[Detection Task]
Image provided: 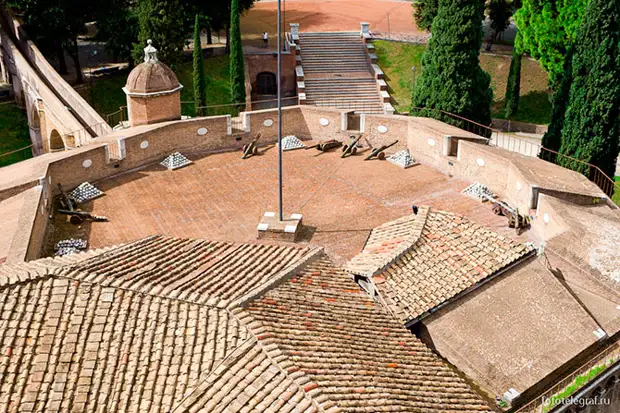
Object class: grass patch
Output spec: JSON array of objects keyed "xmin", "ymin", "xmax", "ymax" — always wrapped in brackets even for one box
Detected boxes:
[
  {"xmin": 373, "ymin": 40, "xmax": 551, "ymax": 124},
  {"xmin": 613, "ymin": 176, "xmax": 620, "ymax": 206},
  {"xmin": 542, "ymin": 359, "xmax": 615, "ymax": 413},
  {"xmin": 374, "ymin": 40, "xmax": 425, "ymax": 113},
  {"xmin": 0, "ymin": 103, "xmax": 33, "ymax": 167},
  {"xmin": 78, "ymin": 54, "xmax": 232, "ymax": 120}
]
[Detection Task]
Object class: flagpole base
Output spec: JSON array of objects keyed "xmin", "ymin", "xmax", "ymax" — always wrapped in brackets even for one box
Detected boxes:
[{"xmin": 257, "ymin": 212, "xmax": 303, "ymax": 242}]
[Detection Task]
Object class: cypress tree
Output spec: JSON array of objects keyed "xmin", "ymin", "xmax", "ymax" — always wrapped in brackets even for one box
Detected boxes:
[
  {"xmin": 541, "ymin": 47, "xmax": 573, "ymax": 153},
  {"xmin": 230, "ymin": 0, "xmax": 246, "ymax": 105},
  {"xmin": 411, "ymin": 0, "xmax": 493, "ymax": 127},
  {"xmin": 556, "ymin": 0, "xmax": 620, "ymax": 178},
  {"xmin": 504, "ymin": 48, "xmax": 522, "ymax": 118},
  {"xmin": 193, "ymin": 15, "xmax": 208, "ymax": 116},
  {"xmin": 133, "ymin": 0, "xmax": 185, "ymax": 67},
  {"xmin": 413, "ymin": 0, "xmax": 439, "ymax": 32}
]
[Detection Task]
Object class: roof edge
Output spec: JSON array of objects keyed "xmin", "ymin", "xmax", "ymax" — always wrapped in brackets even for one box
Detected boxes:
[
  {"xmin": 405, "ymin": 248, "xmax": 538, "ymax": 328},
  {"xmin": 226, "ymin": 246, "xmax": 325, "ymax": 310}
]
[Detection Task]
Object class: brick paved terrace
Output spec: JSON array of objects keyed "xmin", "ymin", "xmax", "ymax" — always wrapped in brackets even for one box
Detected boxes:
[{"xmin": 45, "ymin": 143, "xmax": 533, "ymax": 262}]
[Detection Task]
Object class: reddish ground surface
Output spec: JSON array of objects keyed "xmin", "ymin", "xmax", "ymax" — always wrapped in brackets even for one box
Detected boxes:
[
  {"xmin": 242, "ymin": 0, "xmax": 423, "ymax": 41},
  {"xmin": 46, "ymin": 144, "xmax": 530, "ymax": 263}
]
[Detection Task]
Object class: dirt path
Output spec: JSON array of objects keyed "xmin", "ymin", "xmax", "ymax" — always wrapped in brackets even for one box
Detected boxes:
[{"xmin": 242, "ymin": 0, "xmax": 424, "ymax": 39}]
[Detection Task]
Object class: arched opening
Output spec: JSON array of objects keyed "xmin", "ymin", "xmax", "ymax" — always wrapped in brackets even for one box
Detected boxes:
[
  {"xmin": 256, "ymin": 72, "xmax": 276, "ymax": 95},
  {"xmin": 30, "ymin": 105, "xmax": 41, "ymax": 130},
  {"xmin": 49, "ymin": 129, "xmax": 65, "ymax": 151},
  {"xmin": 29, "ymin": 105, "xmax": 43, "ymax": 155}
]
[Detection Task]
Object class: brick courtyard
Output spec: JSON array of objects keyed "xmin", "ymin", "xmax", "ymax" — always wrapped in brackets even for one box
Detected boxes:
[{"xmin": 46, "ymin": 144, "xmax": 527, "ymax": 262}]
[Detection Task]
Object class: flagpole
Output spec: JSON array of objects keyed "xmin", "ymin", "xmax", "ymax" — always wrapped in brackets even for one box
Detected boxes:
[{"xmin": 277, "ymin": 0, "xmax": 283, "ymax": 221}]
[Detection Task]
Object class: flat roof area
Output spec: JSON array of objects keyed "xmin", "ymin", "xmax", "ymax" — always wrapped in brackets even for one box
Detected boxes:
[{"xmin": 45, "ymin": 143, "xmax": 530, "ymax": 261}]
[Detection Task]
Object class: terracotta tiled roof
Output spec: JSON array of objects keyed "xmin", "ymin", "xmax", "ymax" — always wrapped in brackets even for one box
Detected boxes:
[
  {"xmin": 0, "ymin": 273, "xmax": 247, "ymax": 412},
  {"xmin": 348, "ymin": 210, "xmax": 535, "ymax": 323},
  {"xmin": 0, "ymin": 237, "xmax": 491, "ymax": 412},
  {"xmin": 234, "ymin": 255, "xmax": 492, "ymax": 412},
  {"xmin": 346, "ymin": 206, "xmax": 429, "ymax": 277},
  {"xmin": 66, "ymin": 235, "xmax": 312, "ymax": 307}
]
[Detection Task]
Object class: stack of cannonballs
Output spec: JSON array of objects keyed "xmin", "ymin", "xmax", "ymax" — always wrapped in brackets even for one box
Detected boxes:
[
  {"xmin": 279, "ymin": 135, "xmax": 305, "ymax": 151},
  {"xmin": 55, "ymin": 238, "xmax": 87, "ymax": 256},
  {"xmin": 160, "ymin": 152, "xmax": 193, "ymax": 170},
  {"xmin": 69, "ymin": 182, "xmax": 104, "ymax": 204},
  {"xmin": 387, "ymin": 150, "xmax": 417, "ymax": 169},
  {"xmin": 462, "ymin": 183, "xmax": 495, "ymax": 201}
]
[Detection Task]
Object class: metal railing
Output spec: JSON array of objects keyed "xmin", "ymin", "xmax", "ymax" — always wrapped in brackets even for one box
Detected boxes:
[
  {"xmin": 0, "ymin": 144, "xmax": 34, "ymax": 167},
  {"xmin": 515, "ymin": 342, "xmax": 620, "ymax": 413},
  {"xmin": 106, "ymin": 106, "xmax": 128, "ymax": 128},
  {"xmin": 409, "ymin": 107, "xmax": 619, "ymax": 200}
]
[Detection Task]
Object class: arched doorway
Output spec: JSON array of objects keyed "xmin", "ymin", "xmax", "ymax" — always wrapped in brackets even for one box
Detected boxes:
[
  {"xmin": 256, "ymin": 72, "xmax": 277, "ymax": 95},
  {"xmin": 49, "ymin": 129, "xmax": 65, "ymax": 151}
]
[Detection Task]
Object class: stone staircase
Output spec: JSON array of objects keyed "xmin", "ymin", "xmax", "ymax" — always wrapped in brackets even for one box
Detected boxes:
[{"xmin": 297, "ymin": 32, "xmax": 387, "ymax": 114}]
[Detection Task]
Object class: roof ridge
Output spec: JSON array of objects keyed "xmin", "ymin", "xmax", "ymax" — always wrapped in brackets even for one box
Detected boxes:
[
  {"xmin": 346, "ymin": 206, "xmax": 430, "ymax": 278},
  {"xmin": 225, "ymin": 246, "xmax": 325, "ymax": 309},
  {"xmin": 231, "ymin": 307, "xmax": 332, "ymax": 413},
  {"xmin": 0, "ymin": 264, "xmax": 54, "ymax": 288}
]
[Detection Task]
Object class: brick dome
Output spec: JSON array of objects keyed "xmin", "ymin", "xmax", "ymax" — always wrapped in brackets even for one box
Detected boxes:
[
  {"xmin": 125, "ymin": 61, "xmax": 180, "ymax": 95},
  {"xmin": 124, "ymin": 40, "xmax": 181, "ymax": 95}
]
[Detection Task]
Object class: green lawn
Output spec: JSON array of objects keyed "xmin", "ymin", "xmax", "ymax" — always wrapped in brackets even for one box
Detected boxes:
[
  {"xmin": 79, "ymin": 54, "xmax": 232, "ymax": 120},
  {"xmin": 0, "ymin": 103, "xmax": 33, "ymax": 167},
  {"xmin": 373, "ymin": 40, "xmax": 552, "ymax": 124},
  {"xmin": 613, "ymin": 176, "xmax": 620, "ymax": 205}
]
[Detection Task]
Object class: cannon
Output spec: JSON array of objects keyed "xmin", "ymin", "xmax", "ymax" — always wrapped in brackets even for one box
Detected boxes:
[
  {"xmin": 341, "ymin": 135, "xmax": 363, "ymax": 158},
  {"xmin": 57, "ymin": 183, "xmax": 108, "ymax": 225},
  {"xmin": 305, "ymin": 139, "xmax": 343, "ymax": 152},
  {"xmin": 364, "ymin": 140, "xmax": 399, "ymax": 161},
  {"xmin": 242, "ymin": 133, "xmax": 262, "ymax": 159}
]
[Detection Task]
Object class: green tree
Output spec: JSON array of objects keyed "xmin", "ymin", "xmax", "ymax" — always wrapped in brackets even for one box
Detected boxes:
[
  {"xmin": 193, "ymin": 14, "xmax": 207, "ymax": 115},
  {"xmin": 229, "ymin": 0, "xmax": 246, "ymax": 104},
  {"xmin": 541, "ymin": 47, "xmax": 572, "ymax": 152},
  {"xmin": 413, "ymin": 0, "xmax": 438, "ymax": 31},
  {"xmin": 96, "ymin": 0, "xmax": 139, "ymax": 65},
  {"xmin": 515, "ymin": 0, "xmax": 589, "ymax": 89},
  {"xmin": 504, "ymin": 47, "xmax": 522, "ymax": 118},
  {"xmin": 133, "ymin": 0, "xmax": 186, "ymax": 67},
  {"xmin": 487, "ymin": 0, "xmax": 513, "ymax": 41},
  {"xmin": 412, "ymin": 0, "xmax": 493, "ymax": 127},
  {"xmin": 555, "ymin": 0, "xmax": 620, "ymax": 179}
]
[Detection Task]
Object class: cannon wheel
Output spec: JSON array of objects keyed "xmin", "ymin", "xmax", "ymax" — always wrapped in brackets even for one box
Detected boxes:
[
  {"xmin": 342, "ymin": 144, "xmax": 348, "ymax": 152},
  {"xmin": 70, "ymin": 214, "xmax": 84, "ymax": 225},
  {"xmin": 352, "ymin": 147, "xmax": 357, "ymax": 155},
  {"xmin": 242, "ymin": 144, "xmax": 248, "ymax": 153},
  {"xmin": 378, "ymin": 151, "xmax": 386, "ymax": 160},
  {"xmin": 253, "ymin": 146, "xmax": 259, "ymax": 155}
]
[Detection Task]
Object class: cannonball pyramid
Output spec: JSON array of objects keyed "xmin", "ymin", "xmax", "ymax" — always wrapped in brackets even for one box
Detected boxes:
[
  {"xmin": 69, "ymin": 182, "xmax": 105, "ymax": 204},
  {"xmin": 387, "ymin": 149, "xmax": 417, "ymax": 169},
  {"xmin": 160, "ymin": 152, "xmax": 193, "ymax": 170},
  {"xmin": 55, "ymin": 238, "xmax": 88, "ymax": 256},
  {"xmin": 279, "ymin": 135, "xmax": 306, "ymax": 151},
  {"xmin": 462, "ymin": 182, "xmax": 494, "ymax": 201}
]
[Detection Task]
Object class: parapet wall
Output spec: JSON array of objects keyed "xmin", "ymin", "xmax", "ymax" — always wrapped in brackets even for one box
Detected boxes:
[{"xmin": 0, "ymin": 105, "xmax": 611, "ymax": 261}]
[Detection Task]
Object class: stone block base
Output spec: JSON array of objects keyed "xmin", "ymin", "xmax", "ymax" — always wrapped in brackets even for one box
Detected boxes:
[{"xmin": 257, "ymin": 212, "xmax": 303, "ymax": 242}]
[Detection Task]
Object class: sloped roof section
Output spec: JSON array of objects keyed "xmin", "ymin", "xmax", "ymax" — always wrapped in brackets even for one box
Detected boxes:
[
  {"xmin": 346, "ymin": 206, "xmax": 429, "ymax": 277},
  {"xmin": 0, "ymin": 274, "xmax": 248, "ymax": 412},
  {"xmin": 235, "ymin": 254, "xmax": 492, "ymax": 412},
  {"xmin": 171, "ymin": 337, "xmax": 317, "ymax": 413},
  {"xmin": 67, "ymin": 235, "xmax": 312, "ymax": 307},
  {"xmin": 348, "ymin": 209, "xmax": 535, "ymax": 324}
]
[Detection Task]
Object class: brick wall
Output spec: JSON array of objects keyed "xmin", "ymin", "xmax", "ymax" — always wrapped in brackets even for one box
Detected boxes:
[
  {"xmin": 245, "ymin": 50, "xmax": 297, "ymax": 100},
  {"xmin": 128, "ymin": 92, "xmax": 182, "ymax": 127}
]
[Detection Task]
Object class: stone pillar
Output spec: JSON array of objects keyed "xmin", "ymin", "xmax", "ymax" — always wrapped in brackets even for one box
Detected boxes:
[
  {"xmin": 290, "ymin": 23, "xmax": 300, "ymax": 42},
  {"xmin": 360, "ymin": 22, "xmax": 370, "ymax": 39}
]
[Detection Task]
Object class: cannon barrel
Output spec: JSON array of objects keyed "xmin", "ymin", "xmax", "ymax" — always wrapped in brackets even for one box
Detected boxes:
[{"xmin": 364, "ymin": 140, "xmax": 399, "ymax": 160}]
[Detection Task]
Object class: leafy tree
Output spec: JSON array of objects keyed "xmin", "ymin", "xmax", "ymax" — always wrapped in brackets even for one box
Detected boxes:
[
  {"xmin": 229, "ymin": 0, "xmax": 245, "ymax": 104},
  {"xmin": 133, "ymin": 0, "xmax": 186, "ymax": 67},
  {"xmin": 412, "ymin": 0, "xmax": 493, "ymax": 127},
  {"xmin": 487, "ymin": 0, "xmax": 513, "ymax": 41},
  {"xmin": 413, "ymin": 0, "xmax": 438, "ymax": 31},
  {"xmin": 504, "ymin": 46, "xmax": 522, "ymax": 118},
  {"xmin": 515, "ymin": 0, "xmax": 589, "ymax": 89},
  {"xmin": 95, "ymin": 0, "xmax": 139, "ymax": 65},
  {"xmin": 193, "ymin": 14, "xmax": 207, "ymax": 115},
  {"xmin": 555, "ymin": 0, "xmax": 620, "ymax": 179}
]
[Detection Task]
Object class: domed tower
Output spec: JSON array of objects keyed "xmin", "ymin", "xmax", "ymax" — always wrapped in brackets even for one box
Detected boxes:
[{"xmin": 123, "ymin": 40, "xmax": 183, "ymax": 127}]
